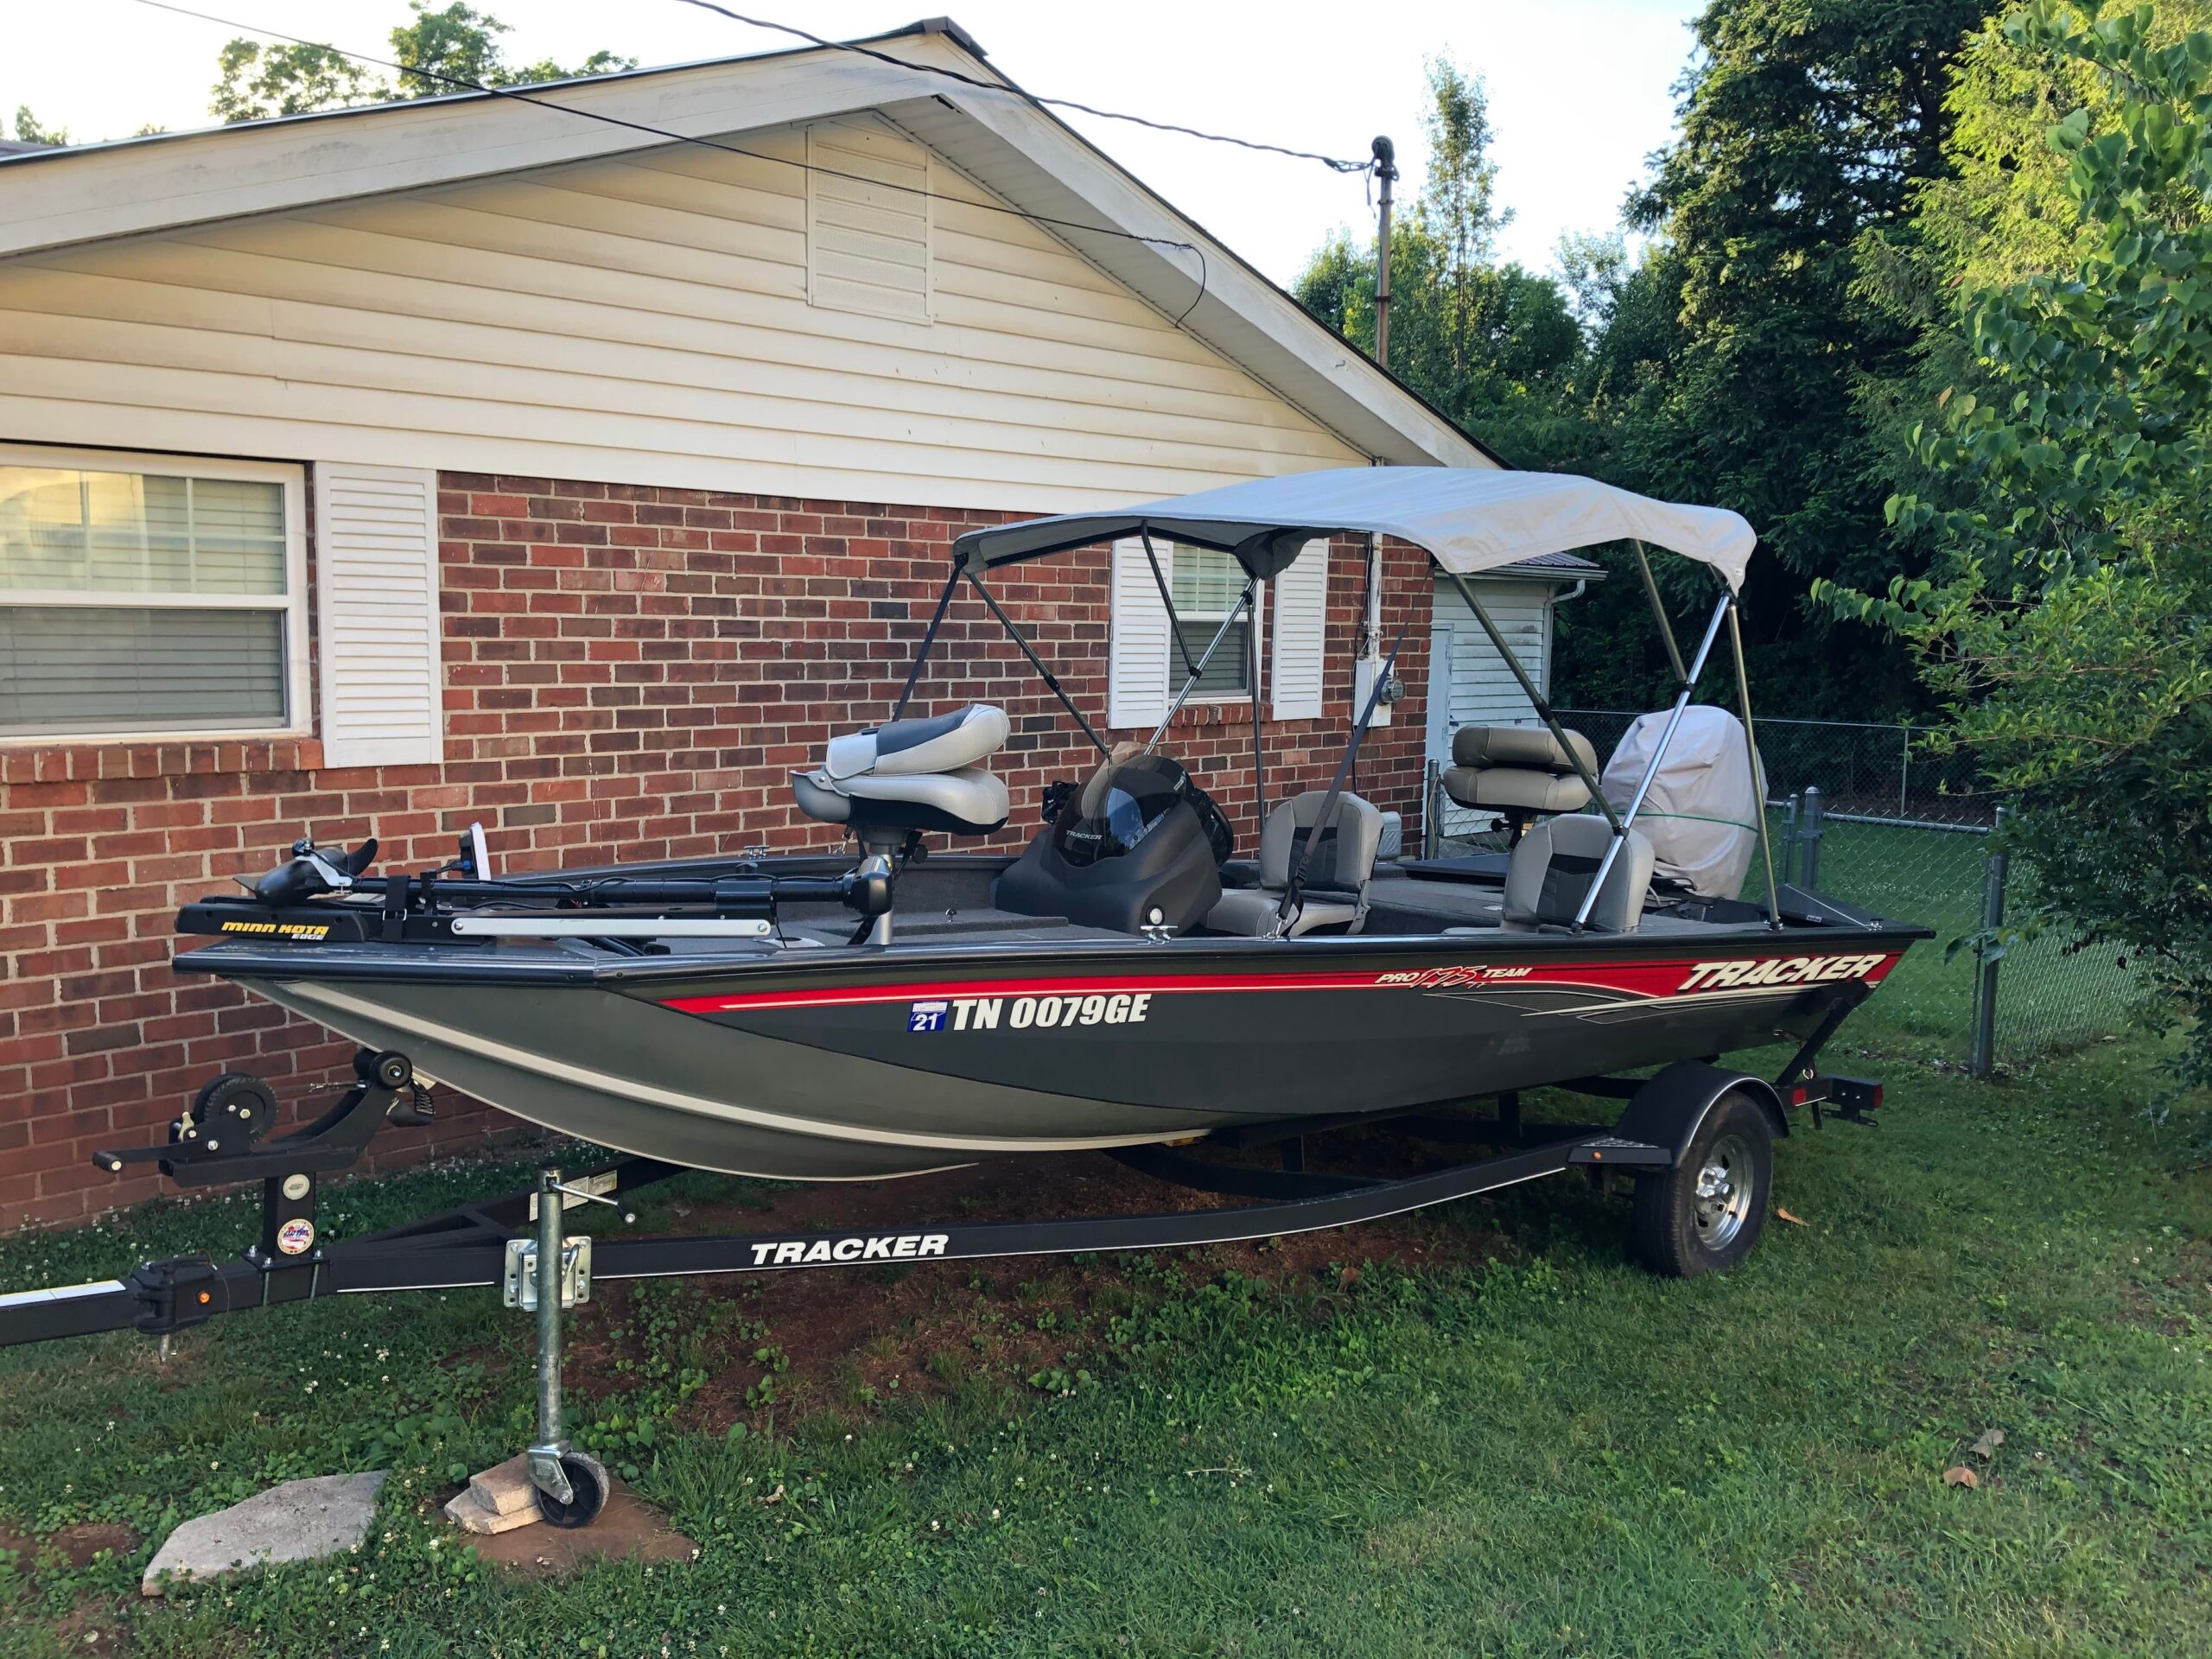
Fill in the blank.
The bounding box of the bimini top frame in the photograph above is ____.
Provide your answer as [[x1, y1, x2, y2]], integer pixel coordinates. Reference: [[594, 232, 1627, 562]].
[[906, 467, 1778, 936]]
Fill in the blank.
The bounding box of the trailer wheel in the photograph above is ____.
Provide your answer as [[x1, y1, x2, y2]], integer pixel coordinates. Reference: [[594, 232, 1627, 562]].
[[1630, 1090, 1772, 1277], [535, 1452, 609, 1529]]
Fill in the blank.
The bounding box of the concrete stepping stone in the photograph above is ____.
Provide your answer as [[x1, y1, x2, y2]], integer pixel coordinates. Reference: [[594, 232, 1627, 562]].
[[142, 1471, 386, 1596]]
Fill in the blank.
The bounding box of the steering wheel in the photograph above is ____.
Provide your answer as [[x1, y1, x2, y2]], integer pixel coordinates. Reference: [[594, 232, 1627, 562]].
[[1184, 779, 1236, 864]]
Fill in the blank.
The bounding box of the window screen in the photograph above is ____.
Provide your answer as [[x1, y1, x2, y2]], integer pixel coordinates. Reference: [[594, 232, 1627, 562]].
[[0, 460, 296, 737], [1167, 544, 1254, 697]]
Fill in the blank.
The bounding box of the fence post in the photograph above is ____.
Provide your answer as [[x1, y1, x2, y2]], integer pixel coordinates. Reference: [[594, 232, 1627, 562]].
[[1969, 805, 2010, 1077], [1800, 785, 1824, 892], [1777, 793, 1798, 887]]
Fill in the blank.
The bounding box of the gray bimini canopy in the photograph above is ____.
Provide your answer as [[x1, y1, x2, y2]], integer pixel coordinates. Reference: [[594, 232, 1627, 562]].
[[950, 467, 1758, 590]]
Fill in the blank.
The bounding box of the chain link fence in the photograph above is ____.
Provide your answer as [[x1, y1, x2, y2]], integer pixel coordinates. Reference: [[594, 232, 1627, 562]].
[[1423, 711, 2139, 1071]]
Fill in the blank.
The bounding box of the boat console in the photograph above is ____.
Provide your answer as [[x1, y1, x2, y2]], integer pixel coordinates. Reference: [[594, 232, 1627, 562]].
[[996, 752, 1229, 934]]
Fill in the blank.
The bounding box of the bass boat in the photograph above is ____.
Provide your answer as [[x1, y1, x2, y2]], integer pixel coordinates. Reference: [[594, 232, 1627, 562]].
[[169, 468, 1927, 1181]]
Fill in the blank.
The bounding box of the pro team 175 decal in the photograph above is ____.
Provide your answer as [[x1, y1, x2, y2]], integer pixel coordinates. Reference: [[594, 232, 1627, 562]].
[[912, 993, 1153, 1033], [1376, 953, 1892, 995]]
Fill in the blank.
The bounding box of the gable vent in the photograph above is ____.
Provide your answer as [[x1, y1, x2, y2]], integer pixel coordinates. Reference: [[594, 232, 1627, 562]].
[[806, 117, 933, 325]]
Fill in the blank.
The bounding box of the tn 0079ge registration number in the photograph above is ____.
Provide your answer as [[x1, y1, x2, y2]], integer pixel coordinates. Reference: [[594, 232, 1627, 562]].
[[908, 992, 1154, 1033]]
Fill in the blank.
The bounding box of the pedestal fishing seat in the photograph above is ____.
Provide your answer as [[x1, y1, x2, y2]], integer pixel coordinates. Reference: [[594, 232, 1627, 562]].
[[792, 703, 1010, 837]]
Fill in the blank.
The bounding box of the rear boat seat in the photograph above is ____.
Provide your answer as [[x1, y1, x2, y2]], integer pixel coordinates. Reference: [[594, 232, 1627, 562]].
[[1441, 725, 1598, 844], [792, 703, 1011, 836]]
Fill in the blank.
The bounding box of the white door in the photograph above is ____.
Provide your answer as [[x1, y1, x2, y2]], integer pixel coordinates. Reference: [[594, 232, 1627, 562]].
[[1425, 579, 1554, 842]]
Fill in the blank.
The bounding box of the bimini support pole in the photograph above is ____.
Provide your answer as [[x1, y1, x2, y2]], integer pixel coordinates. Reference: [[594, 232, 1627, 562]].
[[1249, 584, 1267, 830], [1573, 591, 1732, 930], [890, 566, 963, 721], [1438, 567, 1621, 832], [1630, 540, 1688, 688], [1727, 601, 1786, 931], [1144, 579, 1259, 756], [963, 569, 1109, 758]]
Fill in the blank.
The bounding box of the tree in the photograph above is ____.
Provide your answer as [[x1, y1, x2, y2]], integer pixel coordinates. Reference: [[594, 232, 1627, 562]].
[[1619, 0, 1990, 713], [1829, 1, 2212, 1081], [1293, 60, 1593, 469], [9, 106, 69, 147], [212, 2, 635, 124]]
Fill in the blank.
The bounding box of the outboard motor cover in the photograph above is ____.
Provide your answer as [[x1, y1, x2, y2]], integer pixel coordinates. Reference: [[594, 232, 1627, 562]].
[[1599, 705, 1766, 899], [996, 753, 1224, 933]]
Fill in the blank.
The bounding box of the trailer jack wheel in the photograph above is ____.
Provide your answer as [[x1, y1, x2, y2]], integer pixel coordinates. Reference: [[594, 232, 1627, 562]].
[[1630, 1089, 1773, 1277], [533, 1451, 609, 1529]]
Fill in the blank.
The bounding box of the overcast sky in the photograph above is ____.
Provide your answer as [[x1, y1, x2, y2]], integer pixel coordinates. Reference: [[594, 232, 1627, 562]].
[[4, 0, 1701, 285]]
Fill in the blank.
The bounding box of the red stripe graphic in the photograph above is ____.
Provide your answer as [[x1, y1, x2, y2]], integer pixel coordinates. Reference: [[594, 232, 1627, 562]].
[[661, 952, 1900, 1016]]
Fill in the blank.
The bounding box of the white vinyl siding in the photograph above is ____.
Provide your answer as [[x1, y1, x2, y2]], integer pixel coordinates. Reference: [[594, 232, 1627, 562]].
[[1269, 539, 1327, 721], [807, 116, 931, 324], [1426, 577, 1560, 836], [0, 120, 1361, 514], [0, 443, 306, 739], [313, 462, 442, 768]]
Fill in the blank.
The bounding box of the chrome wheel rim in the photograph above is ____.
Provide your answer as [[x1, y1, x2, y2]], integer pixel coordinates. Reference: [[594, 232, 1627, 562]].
[[1691, 1133, 1755, 1249]]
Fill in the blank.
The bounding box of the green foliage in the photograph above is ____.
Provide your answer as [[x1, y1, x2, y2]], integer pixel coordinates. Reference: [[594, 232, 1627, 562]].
[[210, 2, 635, 124], [211, 38, 385, 124], [1292, 60, 1602, 474], [1294, 11, 1988, 716], [1612, 0, 1990, 709], [8, 106, 68, 147], [1834, 1, 2212, 1081]]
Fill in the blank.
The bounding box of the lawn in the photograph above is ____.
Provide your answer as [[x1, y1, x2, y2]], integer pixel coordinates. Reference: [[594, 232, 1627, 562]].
[[0, 1027, 2207, 1656]]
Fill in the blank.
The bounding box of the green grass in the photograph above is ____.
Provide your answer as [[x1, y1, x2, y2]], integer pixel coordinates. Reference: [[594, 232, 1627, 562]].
[[1, 1036, 2208, 1657]]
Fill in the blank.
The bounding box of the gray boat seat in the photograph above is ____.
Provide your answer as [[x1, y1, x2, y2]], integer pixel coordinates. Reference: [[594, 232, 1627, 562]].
[[1206, 790, 1382, 938], [1441, 725, 1597, 844], [792, 703, 1011, 836], [1502, 812, 1655, 932]]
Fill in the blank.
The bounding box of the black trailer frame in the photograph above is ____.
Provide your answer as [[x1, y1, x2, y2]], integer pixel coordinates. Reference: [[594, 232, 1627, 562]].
[[0, 1041, 1879, 1523]]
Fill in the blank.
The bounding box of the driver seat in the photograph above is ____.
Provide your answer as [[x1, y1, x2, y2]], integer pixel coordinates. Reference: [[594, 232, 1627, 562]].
[[792, 703, 1011, 836], [1205, 791, 1383, 938]]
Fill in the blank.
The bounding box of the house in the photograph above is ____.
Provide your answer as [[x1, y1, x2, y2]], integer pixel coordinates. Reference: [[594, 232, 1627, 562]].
[[0, 18, 1589, 1225]]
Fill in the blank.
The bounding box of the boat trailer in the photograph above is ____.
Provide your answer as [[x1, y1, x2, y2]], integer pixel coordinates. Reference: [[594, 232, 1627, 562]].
[[0, 1042, 1879, 1528]]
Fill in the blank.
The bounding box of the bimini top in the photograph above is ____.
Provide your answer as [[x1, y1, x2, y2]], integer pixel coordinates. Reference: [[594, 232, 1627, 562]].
[[952, 467, 1758, 592]]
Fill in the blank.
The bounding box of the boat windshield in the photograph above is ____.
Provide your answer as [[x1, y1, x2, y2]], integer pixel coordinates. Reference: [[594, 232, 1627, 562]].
[[1052, 753, 1193, 868]]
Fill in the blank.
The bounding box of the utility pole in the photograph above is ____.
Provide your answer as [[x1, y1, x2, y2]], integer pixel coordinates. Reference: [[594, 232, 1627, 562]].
[[1356, 135, 1397, 707], [1371, 134, 1395, 370]]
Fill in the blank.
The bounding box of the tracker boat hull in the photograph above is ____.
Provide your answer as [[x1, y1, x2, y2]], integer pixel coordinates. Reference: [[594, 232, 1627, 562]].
[[187, 915, 1921, 1180]]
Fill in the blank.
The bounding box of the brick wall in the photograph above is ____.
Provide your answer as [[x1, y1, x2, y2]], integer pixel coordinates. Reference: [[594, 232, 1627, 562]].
[[0, 473, 1431, 1229]]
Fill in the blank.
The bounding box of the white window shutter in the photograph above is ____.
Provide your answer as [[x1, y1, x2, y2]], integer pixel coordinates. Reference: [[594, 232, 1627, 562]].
[[313, 462, 443, 768], [1107, 537, 1172, 730], [1270, 537, 1329, 721]]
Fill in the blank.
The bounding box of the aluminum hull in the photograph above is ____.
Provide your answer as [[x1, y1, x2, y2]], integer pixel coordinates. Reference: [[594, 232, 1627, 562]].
[[188, 921, 1923, 1180]]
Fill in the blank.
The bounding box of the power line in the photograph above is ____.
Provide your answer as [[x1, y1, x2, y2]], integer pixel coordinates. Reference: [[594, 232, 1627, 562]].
[[126, 0, 1214, 324], [671, 2, 1373, 175]]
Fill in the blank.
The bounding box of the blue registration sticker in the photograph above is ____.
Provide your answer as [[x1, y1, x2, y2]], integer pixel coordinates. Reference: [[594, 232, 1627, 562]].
[[908, 1000, 950, 1033]]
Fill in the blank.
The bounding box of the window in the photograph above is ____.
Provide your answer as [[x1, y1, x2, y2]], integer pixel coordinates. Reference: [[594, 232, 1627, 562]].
[[0, 448, 307, 740], [1167, 543, 1258, 699], [1108, 537, 1328, 729]]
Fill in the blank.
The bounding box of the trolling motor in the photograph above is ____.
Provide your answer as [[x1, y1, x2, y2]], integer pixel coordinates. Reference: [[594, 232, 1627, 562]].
[[181, 823, 893, 945]]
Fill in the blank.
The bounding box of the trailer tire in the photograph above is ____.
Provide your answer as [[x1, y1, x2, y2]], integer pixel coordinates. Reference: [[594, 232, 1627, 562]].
[[535, 1452, 609, 1529], [1630, 1090, 1772, 1278]]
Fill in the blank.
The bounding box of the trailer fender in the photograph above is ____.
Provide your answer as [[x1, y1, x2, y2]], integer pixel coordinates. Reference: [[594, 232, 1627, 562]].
[[1613, 1062, 1787, 1166]]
